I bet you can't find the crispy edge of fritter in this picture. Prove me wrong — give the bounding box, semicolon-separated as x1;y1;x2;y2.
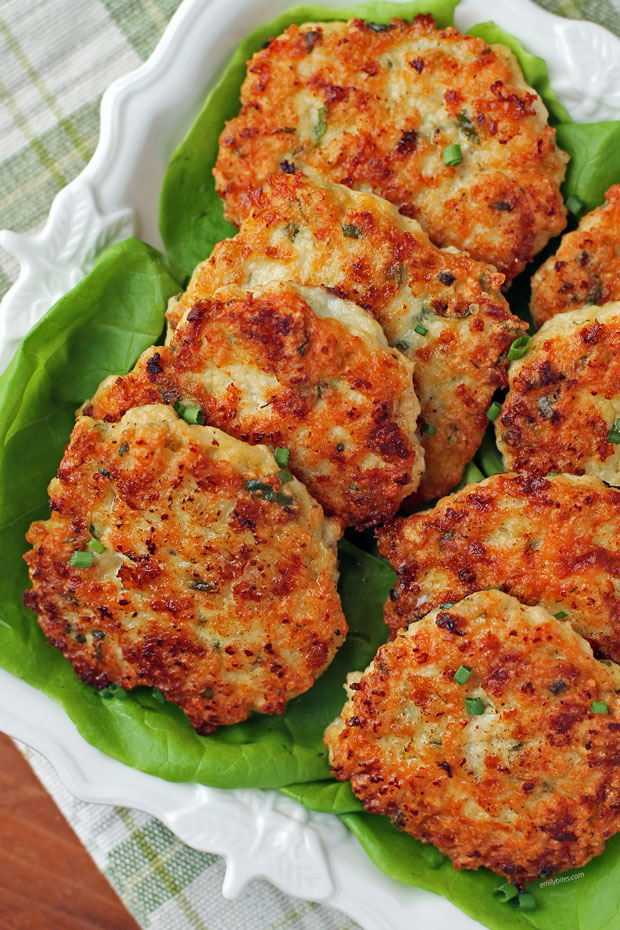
530;185;620;328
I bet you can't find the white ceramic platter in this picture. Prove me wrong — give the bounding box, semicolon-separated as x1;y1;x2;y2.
1;2;619;927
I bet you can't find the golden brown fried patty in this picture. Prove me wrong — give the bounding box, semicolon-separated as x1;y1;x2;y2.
377;472;620;662
24;405;346;733
497;302;620;484
214;15;568;283
85;282;423;530
531;186;620;328
325;590;620;883
168;173;524;502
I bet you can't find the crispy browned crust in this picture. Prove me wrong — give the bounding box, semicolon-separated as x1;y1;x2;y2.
24;406;346;732
214;15;567;282
85;283;423;529
324;591;620;883
168;173;524;502
377;472;620;662
530;186;620;328
497;302;620;483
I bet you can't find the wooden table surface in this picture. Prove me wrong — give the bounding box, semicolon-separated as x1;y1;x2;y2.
0;733;140;930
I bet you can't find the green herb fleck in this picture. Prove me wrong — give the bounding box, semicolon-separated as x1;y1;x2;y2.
118;442;129;456
182;405;205;425
297;337;309;356
189;580;214;592
342;223;362;238
494;882;519;903
465;696;485;715
314;106;327;143
554;610;568;619
336;442;345;452
284;223;299;240
507;334;531;361
422;422;437;436
70;551;94;569
100;682;128;700
487;401;502;421
244;478;293;507
565;194;584;215
443;143;462;166
278;468;293;484
454;665;472;685
456;111;479;143
591;701;609;714
274;447;290;467
366;21;394;31
86;537;106;554
394;339;409;352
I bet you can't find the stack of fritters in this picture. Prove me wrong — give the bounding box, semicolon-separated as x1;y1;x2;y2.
25;9;620;886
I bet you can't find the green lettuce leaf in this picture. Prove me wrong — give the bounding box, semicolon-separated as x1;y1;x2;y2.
556;121;620;211
159;0;459;275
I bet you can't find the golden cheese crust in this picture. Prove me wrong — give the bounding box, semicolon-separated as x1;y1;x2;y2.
377;473;620;663
214;15;568;283
325;590;620;884
85;283;423;530
24;405;346;733
497;302;620;484
167;173;524;502
530;186;620;328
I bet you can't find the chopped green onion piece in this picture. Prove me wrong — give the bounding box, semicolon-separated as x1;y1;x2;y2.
414;323;428;336
494;882;519;902
591;701;609;714
487;401;502;421
515;892;537;911
278;468;293;484
422;423;437;436
70;551;94;568
87;537;106;554
443;143;462;166
274;447;290;467
100;682;128;700
465;696;485;715
507;334;531;361
173;399;185;416
394;339;409;352
554;610;568;619
342;223;362;238
565;194;584;215
608;428;620;444
454;665;472;685
182;405;205;425
315;106;327;143
546;471;560;477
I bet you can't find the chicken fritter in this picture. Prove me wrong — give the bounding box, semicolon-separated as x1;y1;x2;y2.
167;173;524;502
531;185;620;328
377;472;620;662
325;590;620;884
214;15;568;283
497;302;620;484
24;405;346;733
85;283;423;529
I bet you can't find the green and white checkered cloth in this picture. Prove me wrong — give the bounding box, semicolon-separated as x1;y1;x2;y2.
1;1;619;928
